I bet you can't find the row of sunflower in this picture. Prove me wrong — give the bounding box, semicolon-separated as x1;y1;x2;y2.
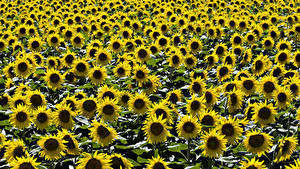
0;0;299;168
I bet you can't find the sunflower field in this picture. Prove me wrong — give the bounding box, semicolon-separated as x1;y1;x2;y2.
0;0;300;168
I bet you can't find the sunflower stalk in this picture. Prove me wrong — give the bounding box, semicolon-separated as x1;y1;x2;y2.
187;139;191;163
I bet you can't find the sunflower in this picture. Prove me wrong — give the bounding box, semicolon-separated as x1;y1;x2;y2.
199;110;219;133
276;39;292;51
239;77;257;96
142;75;161;95
89;120;118;146
271;65;285;78
33;106;52;130
273;87;292;109
28;37;43;52
3;62;16;79
128;92;150;115
184;54;197;69
45;69;64;90
275;49;290;65
243;130;273;157
133;64;150;84
274;136;298;163
205;54;219;69
259;75;278;99
46;57;58;69
142;115;171;144
26;90;46;110
16;25;27;37
135;46;150;63
262;37;274;50
245;32;256;44
202;88;218;109
97;98;120;122
62;27;75;40
217;64;232;82
156;35;169;49
38;134;66;161
71;33;84;48
97;85;119;100
166;90;181;105
0;39;7;51
10;105;31;129
9;156;40;169
285;159;300;169
223;53;236;66
146;155;170;169
117;91;132;107
89;65;107;85
0;133;5;145
53;103;76;129
186;94;205;117
113;62;131;78
62;51;76;67
72;58;89;77
109;153;133;169
4;139;29;162
47;33;60;47
110;37;123;53
188;38;202;53
57;129;80;155
176;115;201;140
252;54;271;76
78;97;98;119
77;151;112;169
284;77;300;97
200;129;227;158
231;33;243;46
189;77;206;95
240;157;267;169
148;101;172;124
292;51;300;67
0;93;11;110
14;58;33;78
252;101;276;127
216;117;242;144
214;43;227;57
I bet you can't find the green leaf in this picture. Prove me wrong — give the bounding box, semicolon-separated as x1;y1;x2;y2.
0;120;9;126
137;156;148;163
168;143;188;152
37;165;47;169
114;145;131;150
132;149;146;155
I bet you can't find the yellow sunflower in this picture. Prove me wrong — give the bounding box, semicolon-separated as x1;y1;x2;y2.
189;77;206;95
89;120;118;147
97;85;119;100
9;156;40;169
285;159;300;169
78;97;98;119
10;105;31;129
166;89;182;104
148;101;172;124
146;155;170;169
252;101;277;127
133;64;150;84
217;64;232;82
28;37;43;52
14;58;33;78
239;77;258;96
118;90;132;107
186;94;205;117
57;129;81;155
97;98;120;122
202;88;218;109
53;103;76;129
4;139;29;162
240;157;267;169
26;90;46;110
273;87;292;109
274;136;298;163
243;130;273;157
96;48;112;65
72;58;90;77
32;106;52;130
128;92;151;115
77;151;112;169
199;110;220;133
135;46;151;63
176;115;201;140
109;153;133;169
113;62;131;78
227;89;243;113
259;75;278;99
199;129;227;158
45;69;64;90
38;134;66;161
88;66;107;85
142;115;171;144
216;117;243;144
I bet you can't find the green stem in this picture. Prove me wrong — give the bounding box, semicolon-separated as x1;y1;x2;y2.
187;139;191;163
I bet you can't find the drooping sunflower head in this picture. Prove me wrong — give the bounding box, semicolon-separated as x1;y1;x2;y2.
57;129;80;155
89;120;118;147
109;153;133;169
38;134;66;161
200;129;227;158
274;136;298;163
243;130;273;157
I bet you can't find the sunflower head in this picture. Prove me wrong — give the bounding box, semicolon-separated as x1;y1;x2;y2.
243;130;273;157
89;120;118;146
199;129;227;158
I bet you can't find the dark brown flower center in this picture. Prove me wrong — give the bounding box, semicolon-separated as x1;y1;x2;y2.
76;63;86;72
13;146;25;159
249;134;264;148
169;93;178;103
37;113;48;123
50;73;60;83
221;124;234;136
86;158;102;169
138;49;148;59
153;162;165;169
31;41;40;49
191;100;200;111
83;100;96;112
243;80;254;90
219;67;228;77
103;91;115;99
51;37;58;43
255;60;263;71
121;95;130;104
99;53;107;61
278;52;287;61
59;110;70;123
258;107;271;120
207;137;220;150
97;125;110;139
183;122;195;133
0;96;8;106
263;81;275;93
117;68;125;75
18;62;28;72
93;70;102;79
192;82;201;93
111;157;125;169
30;94;42;107
230;93;238;106
103;105;114;115
134;99;145;109
159;38;167;46
74;37;81;44
136;70;145;79
150;122;164;136
191;42;199;50
19;162;35;169
205;92;213;103
113;42;121;50
233;36;241;44
44;138;59;151
202;115;214;126
277;93;287;102
155;108;167;119
216;46;224;55
281;140;290;154
16;111;27;122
